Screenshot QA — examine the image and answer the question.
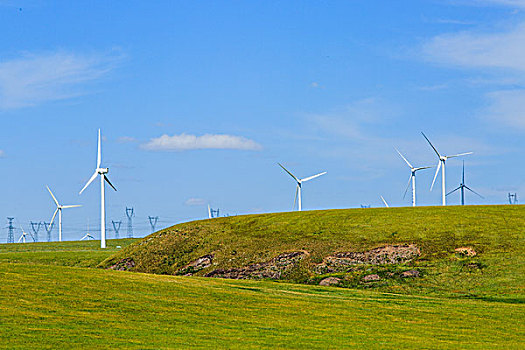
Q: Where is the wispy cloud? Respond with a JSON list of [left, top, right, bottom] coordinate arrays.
[[141, 133, 262, 151], [483, 89, 525, 129], [422, 23, 525, 71], [184, 198, 206, 206], [0, 50, 122, 110]]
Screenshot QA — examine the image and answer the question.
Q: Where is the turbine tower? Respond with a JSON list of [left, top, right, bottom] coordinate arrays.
[[79, 129, 117, 249], [396, 149, 431, 207], [421, 132, 472, 206], [47, 186, 81, 242], [446, 161, 483, 205], [278, 163, 326, 211]]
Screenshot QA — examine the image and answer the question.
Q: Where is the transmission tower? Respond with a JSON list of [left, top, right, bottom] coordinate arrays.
[[30, 221, 42, 243], [126, 207, 134, 238], [112, 220, 122, 239], [148, 216, 159, 233], [7, 218, 15, 243], [43, 222, 54, 242], [508, 193, 518, 204]]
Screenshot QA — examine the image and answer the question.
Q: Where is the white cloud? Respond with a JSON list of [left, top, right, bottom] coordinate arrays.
[[0, 150, 5, 157], [0, 51, 121, 110], [184, 198, 206, 206], [141, 133, 262, 151], [422, 23, 525, 71]]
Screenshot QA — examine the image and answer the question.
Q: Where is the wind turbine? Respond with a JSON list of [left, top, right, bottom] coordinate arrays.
[[208, 204, 212, 219], [421, 132, 472, 206], [278, 163, 326, 211], [395, 149, 431, 207], [446, 161, 483, 205], [380, 196, 390, 208], [18, 225, 31, 243], [47, 186, 81, 242], [79, 129, 117, 249]]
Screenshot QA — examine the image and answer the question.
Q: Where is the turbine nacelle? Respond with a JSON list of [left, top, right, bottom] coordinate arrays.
[[97, 167, 109, 175]]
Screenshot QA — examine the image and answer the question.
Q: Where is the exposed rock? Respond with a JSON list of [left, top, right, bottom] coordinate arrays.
[[314, 244, 420, 273], [455, 247, 477, 257], [205, 251, 308, 280], [319, 277, 341, 286], [108, 257, 135, 271], [400, 269, 420, 278], [362, 274, 381, 282], [177, 254, 213, 275]]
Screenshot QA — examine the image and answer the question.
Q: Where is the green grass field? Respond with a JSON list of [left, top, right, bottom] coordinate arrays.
[[1, 206, 524, 349]]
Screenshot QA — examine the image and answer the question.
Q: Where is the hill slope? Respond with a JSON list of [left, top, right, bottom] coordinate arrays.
[[101, 205, 525, 301]]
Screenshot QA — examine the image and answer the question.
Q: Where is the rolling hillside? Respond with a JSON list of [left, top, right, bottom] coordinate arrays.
[[101, 205, 525, 301]]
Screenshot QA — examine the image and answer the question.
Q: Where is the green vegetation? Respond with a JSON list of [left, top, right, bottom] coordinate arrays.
[[0, 206, 524, 348], [1, 262, 523, 349], [0, 239, 138, 267], [102, 205, 525, 301]]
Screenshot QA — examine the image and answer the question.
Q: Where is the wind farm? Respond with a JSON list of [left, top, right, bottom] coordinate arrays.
[[1, 1, 524, 349]]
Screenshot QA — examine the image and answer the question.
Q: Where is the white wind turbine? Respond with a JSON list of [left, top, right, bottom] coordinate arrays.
[[47, 186, 81, 242], [79, 129, 117, 249], [421, 132, 472, 206], [278, 163, 326, 211], [18, 225, 31, 243], [395, 148, 431, 207]]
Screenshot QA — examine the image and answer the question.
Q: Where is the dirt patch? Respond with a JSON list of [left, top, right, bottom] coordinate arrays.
[[205, 251, 308, 280], [319, 277, 341, 286], [455, 247, 477, 257], [108, 257, 135, 271], [314, 244, 420, 274], [176, 254, 213, 275]]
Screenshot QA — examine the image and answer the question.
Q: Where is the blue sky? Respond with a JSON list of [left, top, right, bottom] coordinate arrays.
[[0, 0, 523, 241]]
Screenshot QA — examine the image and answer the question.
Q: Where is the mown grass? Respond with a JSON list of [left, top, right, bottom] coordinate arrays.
[[102, 205, 525, 301], [0, 239, 138, 267], [1, 262, 523, 349]]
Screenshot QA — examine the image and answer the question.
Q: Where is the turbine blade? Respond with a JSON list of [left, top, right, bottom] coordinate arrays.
[[301, 172, 327, 182], [430, 161, 441, 191], [395, 148, 413, 168], [62, 205, 82, 209], [414, 166, 432, 172], [278, 163, 299, 182], [464, 185, 484, 199], [446, 186, 461, 196], [447, 152, 473, 158], [50, 208, 59, 226], [79, 171, 98, 194], [293, 185, 298, 210], [421, 132, 441, 158], [403, 174, 412, 200], [104, 175, 117, 191], [380, 196, 389, 208], [46, 186, 59, 206], [97, 129, 102, 168]]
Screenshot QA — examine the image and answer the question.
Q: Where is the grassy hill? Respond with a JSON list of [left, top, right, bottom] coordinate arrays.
[[101, 205, 525, 301], [0, 206, 524, 348]]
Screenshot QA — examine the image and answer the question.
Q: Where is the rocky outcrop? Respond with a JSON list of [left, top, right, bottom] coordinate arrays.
[[362, 274, 381, 282], [400, 269, 420, 278], [314, 244, 420, 274], [319, 277, 341, 286], [108, 257, 135, 271], [205, 251, 308, 279], [176, 254, 214, 275], [455, 247, 477, 257]]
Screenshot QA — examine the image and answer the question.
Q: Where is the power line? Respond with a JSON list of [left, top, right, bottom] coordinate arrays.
[[7, 217, 15, 244], [112, 220, 122, 239], [148, 216, 159, 233], [126, 207, 134, 238]]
